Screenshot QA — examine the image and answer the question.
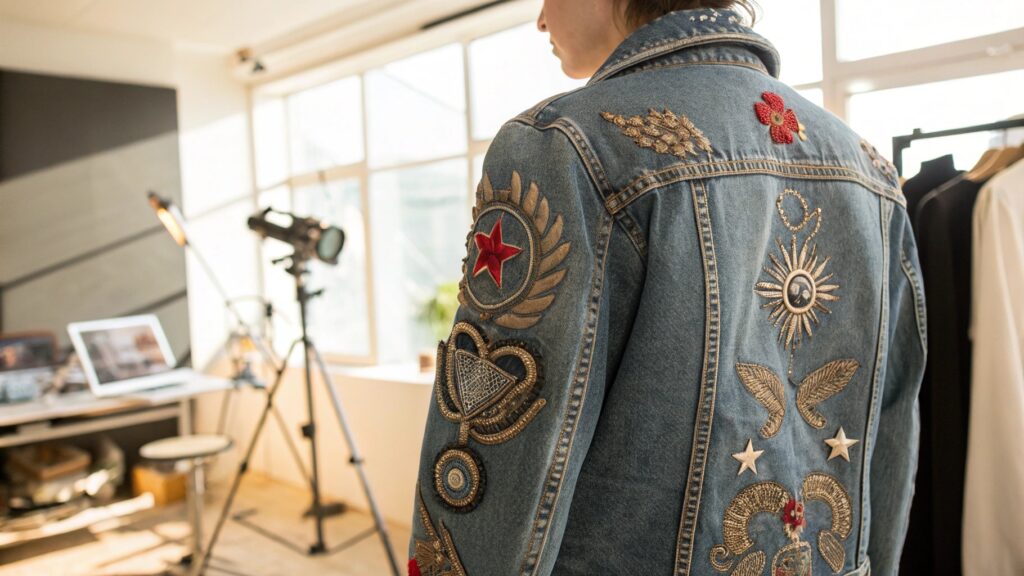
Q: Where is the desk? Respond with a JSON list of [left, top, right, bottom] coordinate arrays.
[[0, 381, 231, 548], [0, 391, 190, 449]]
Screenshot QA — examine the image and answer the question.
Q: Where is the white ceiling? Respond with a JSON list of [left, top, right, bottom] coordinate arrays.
[[0, 0, 406, 52]]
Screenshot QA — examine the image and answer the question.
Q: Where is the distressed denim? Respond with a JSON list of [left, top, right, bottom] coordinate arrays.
[[409, 8, 926, 576]]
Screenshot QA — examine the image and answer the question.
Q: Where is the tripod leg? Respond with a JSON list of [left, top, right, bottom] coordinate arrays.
[[270, 405, 310, 480], [195, 339, 301, 575], [309, 343, 401, 576]]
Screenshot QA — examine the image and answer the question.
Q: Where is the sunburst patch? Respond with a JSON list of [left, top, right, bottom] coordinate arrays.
[[754, 189, 840, 360], [755, 236, 839, 350]]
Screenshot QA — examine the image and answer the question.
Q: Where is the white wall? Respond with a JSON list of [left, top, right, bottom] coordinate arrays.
[[0, 18, 430, 530]]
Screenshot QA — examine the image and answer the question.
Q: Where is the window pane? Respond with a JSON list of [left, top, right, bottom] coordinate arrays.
[[836, 0, 1024, 61], [753, 0, 822, 85], [366, 44, 466, 168], [847, 69, 1024, 177], [469, 23, 583, 141], [288, 76, 363, 174], [796, 87, 824, 109], [370, 159, 469, 362], [252, 96, 288, 189], [293, 179, 371, 358]]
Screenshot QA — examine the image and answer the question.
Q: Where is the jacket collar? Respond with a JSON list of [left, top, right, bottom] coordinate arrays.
[[588, 7, 781, 85]]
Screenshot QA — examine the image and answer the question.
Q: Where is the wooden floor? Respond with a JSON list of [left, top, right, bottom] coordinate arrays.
[[0, 474, 410, 576]]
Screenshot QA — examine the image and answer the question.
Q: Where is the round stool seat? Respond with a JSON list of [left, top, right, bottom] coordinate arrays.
[[141, 434, 233, 462]]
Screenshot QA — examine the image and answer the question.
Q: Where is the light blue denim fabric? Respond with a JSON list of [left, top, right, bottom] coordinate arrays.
[[409, 8, 926, 576]]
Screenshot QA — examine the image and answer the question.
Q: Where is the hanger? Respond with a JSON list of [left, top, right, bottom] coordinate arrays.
[[965, 144, 1024, 182]]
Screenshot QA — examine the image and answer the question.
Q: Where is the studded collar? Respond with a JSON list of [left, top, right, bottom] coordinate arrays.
[[587, 7, 781, 86]]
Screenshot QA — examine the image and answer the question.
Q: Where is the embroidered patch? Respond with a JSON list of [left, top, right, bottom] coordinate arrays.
[[432, 322, 546, 511], [736, 363, 785, 438], [732, 438, 764, 476], [755, 92, 805, 144], [459, 171, 569, 329], [433, 445, 485, 512], [736, 359, 858, 438], [824, 426, 859, 463], [803, 473, 853, 573], [600, 108, 713, 159], [710, 473, 852, 575], [414, 488, 467, 576], [796, 360, 859, 429], [472, 217, 521, 288], [755, 189, 840, 370], [860, 140, 898, 181]]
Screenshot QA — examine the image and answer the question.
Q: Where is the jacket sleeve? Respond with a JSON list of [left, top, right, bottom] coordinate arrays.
[[408, 118, 615, 576], [867, 211, 927, 575]]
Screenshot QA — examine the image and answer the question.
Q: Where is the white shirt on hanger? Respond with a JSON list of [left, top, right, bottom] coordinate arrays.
[[963, 157, 1024, 576]]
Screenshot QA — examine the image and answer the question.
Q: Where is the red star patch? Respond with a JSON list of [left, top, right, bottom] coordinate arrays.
[[472, 216, 522, 288]]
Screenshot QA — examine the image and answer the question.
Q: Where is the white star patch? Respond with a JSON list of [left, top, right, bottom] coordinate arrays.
[[732, 438, 764, 476], [824, 427, 859, 462]]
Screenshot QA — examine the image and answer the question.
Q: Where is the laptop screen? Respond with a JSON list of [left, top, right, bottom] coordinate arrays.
[[77, 323, 172, 386]]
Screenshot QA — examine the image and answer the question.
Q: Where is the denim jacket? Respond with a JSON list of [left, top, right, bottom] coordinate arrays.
[[409, 8, 926, 576]]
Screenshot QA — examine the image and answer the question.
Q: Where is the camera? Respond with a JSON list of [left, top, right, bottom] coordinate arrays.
[[246, 208, 345, 265]]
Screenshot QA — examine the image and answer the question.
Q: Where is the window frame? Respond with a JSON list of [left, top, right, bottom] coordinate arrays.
[[248, 0, 1024, 366]]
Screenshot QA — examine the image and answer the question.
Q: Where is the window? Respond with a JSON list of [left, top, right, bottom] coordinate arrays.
[[848, 69, 1024, 177], [835, 0, 1024, 62], [287, 76, 364, 174], [293, 178, 372, 359], [370, 159, 469, 362], [365, 44, 467, 168], [468, 23, 583, 140], [752, 0, 823, 86]]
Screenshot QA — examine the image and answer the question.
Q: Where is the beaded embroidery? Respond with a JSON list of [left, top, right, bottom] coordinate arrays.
[[736, 359, 859, 438], [459, 171, 570, 330], [755, 189, 840, 372], [710, 473, 852, 575], [600, 108, 713, 160], [755, 92, 805, 145], [413, 488, 467, 576], [860, 140, 898, 182], [432, 322, 546, 510]]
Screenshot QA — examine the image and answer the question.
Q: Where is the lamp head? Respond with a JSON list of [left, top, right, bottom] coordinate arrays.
[[147, 191, 188, 247]]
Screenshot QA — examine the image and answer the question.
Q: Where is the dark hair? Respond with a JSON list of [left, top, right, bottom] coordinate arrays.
[[615, 0, 759, 30]]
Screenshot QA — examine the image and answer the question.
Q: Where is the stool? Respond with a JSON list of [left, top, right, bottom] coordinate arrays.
[[141, 435, 233, 574]]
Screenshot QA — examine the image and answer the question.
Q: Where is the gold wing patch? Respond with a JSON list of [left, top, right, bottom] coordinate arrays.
[[459, 171, 570, 330], [795, 359, 859, 429], [736, 362, 786, 439], [601, 108, 713, 159]]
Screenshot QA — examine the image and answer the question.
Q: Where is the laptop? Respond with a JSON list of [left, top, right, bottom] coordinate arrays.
[[67, 315, 228, 401]]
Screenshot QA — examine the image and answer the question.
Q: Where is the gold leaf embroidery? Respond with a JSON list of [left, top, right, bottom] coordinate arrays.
[[802, 473, 853, 573], [735, 363, 786, 438], [415, 488, 467, 576], [461, 171, 570, 330], [732, 551, 765, 576], [818, 530, 845, 573], [795, 359, 859, 429], [601, 108, 712, 159], [711, 473, 854, 575]]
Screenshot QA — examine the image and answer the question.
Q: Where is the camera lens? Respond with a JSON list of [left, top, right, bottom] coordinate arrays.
[[316, 227, 345, 263]]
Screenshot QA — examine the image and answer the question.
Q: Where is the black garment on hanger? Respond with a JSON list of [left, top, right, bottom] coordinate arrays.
[[902, 154, 962, 225], [900, 174, 986, 576]]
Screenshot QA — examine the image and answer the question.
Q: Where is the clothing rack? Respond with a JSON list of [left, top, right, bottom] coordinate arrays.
[[892, 117, 1024, 176]]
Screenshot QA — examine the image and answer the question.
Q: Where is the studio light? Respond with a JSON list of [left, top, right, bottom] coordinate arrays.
[[147, 191, 188, 247]]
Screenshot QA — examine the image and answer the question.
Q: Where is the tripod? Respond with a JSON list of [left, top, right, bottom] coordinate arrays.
[[195, 253, 400, 576]]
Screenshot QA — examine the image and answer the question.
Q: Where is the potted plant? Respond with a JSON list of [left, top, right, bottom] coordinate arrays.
[[417, 281, 460, 373]]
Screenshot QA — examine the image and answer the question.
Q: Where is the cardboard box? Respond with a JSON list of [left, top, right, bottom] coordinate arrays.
[[131, 465, 186, 507]]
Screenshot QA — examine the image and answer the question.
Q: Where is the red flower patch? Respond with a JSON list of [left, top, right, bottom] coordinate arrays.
[[408, 558, 422, 576], [755, 92, 804, 144]]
